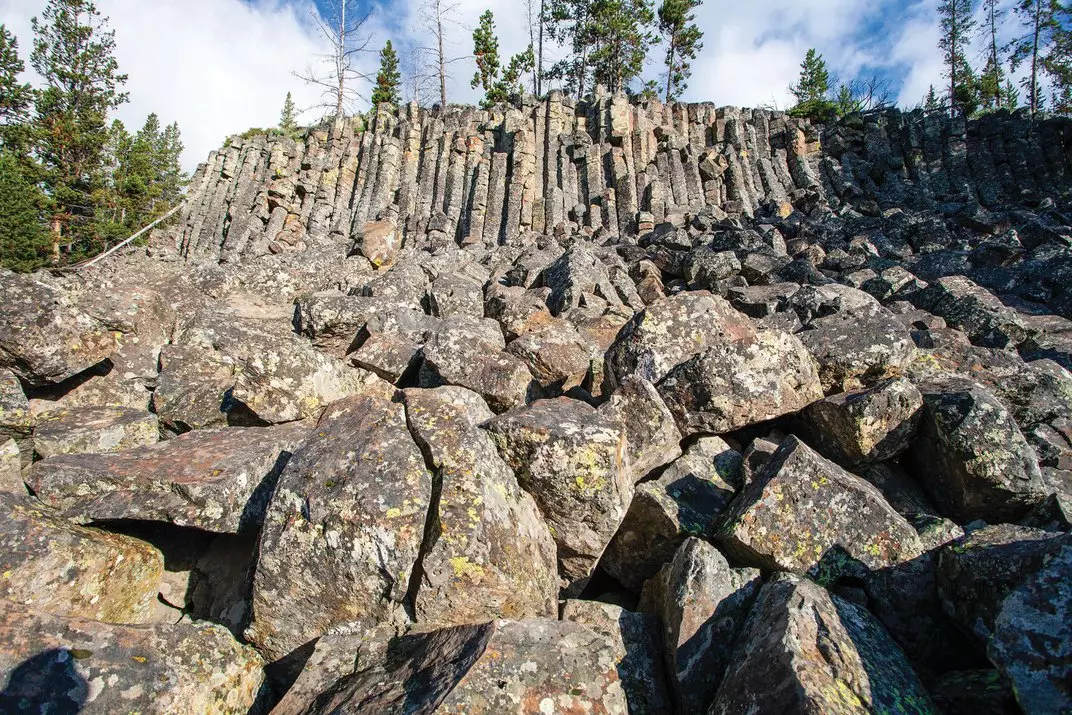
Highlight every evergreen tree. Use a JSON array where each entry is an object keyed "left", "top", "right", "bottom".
[
  {"left": 938, "top": 0, "right": 977, "bottom": 116},
  {"left": 485, "top": 45, "right": 535, "bottom": 106},
  {"left": 0, "top": 149, "right": 50, "bottom": 272},
  {"left": 157, "top": 121, "right": 185, "bottom": 209},
  {"left": 471, "top": 11, "right": 501, "bottom": 95},
  {"left": 279, "top": 91, "right": 298, "bottom": 133},
  {"left": 923, "top": 84, "right": 943, "bottom": 111},
  {"left": 787, "top": 49, "right": 837, "bottom": 121},
  {"left": 0, "top": 26, "right": 33, "bottom": 144},
  {"left": 1008, "top": 0, "right": 1071, "bottom": 114},
  {"left": 31, "top": 0, "right": 129, "bottom": 258},
  {"left": 835, "top": 83, "right": 862, "bottom": 116},
  {"left": 979, "top": 0, "right": 1010, "bottom": 111},
  {"left": 588, "top": 0, "right": 656, "bottom": 94},
  {"left": 544, "top": 0, "right": 597, "bottom": 96},
  {"left": 371, "top": 41, "right": 401, "bottom": 107},
  {"left": 656, "top": 0, "right": 702, "bottom": 103}
]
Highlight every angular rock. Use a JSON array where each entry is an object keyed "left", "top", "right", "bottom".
[
  {"left": 800, "top": 377, "right": 923, "bottom": 466},
  {"left": 599, "top": 374, "right": 683, "bottom": 482},
  {"left": 273, "top": 619, "right": 631, "bottom": 715},
  {"left": 542, "top": 245, "right": 621, "bottom": 316},
  {"left": 0, "top": 493, "right": 163, "bottom": 623},
  {"left": 350, "top": 332, "right": 421, "bottom": 383},
  {"left": 32, "top": 406, "right": 159, "bottom": 458},
  {"left": 0, "top": 368, "right": 32, "bottom": 472},
  {"left": 719, "top": 435, "right": 923, "bottom": 579},
  {"left": 0, "top": 598, "right": 264, "bottom": 715},
  {"left": 601, "top": 437, "right": 740, "bottom": 591},
  {"left": 402, "top": 387, "right": 558, "bottom": 623},
  {"left": 246, "top": 394, "right": 431, "bottom": 662},
  {"left": 505, "top": 320, "right": 594, "bottom": 393},
  {"left": 0, "top": 438, "right": 20, "bottom": 493},
  {"left": 483, "top": 397, "right": 632, "bottom": 592},
  {"left": 153, "top": 344, "right": 235, "bottom": 432},
  {"left": 604, "top": 291, "right": 756, "bottom": 387},
  {"left": 710, "top": 573, "right": 937, "bottom": 715},
  {"left": 428, "top": 272, "right": 485, "bottom": 318},
  {"left": 936, "top": 524, "right": 1065, "bottom": 644},
  {"left": 658, "top": 330, "right": 823, "bottom": 436},
  {"left": 357, "top": 219, "right": 400, "bottom": 268},
  {"left": 988, "top": 541, "right": 1072, "bottom": 715},
  {"left": 797, "top": 312, "right": 917, "bottom": 392},
  {"left": 28, "top": 423, "right": 307, "bottom": 533},
  {"left": 0, "top": 272, "right": 120, "bottom": 385},
  {"left": 908, "top": 378, "right": 1048, "bottom": 523},
  {"left": 294, "top": 292, "right": 387, "bottom": 357},
  {"left": 913, "top": 275, "right": 1027, "bottom": 348},
  {"left": 640, "top": 538, "right": 761, "bottom": 713}
]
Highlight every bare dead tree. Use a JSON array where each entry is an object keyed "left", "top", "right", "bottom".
[
  {"left": 417, "top": 0, "right": 465, "bottom": 108},
  {"left": 294, "top": 0, "right": 375, "bottom": 124},
  {"left": 403, "top": 43, "right": 437, "bottom": 105},
  {"left": 525, "top": 0, "right": 546, "bottom": 95}
]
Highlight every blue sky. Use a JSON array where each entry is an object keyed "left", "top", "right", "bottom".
[{"left": 0, "top": 0, "right": 985, "bottom": 171}]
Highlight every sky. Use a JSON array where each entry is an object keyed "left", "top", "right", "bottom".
[{"left": 0, "top": 0, "right": 1015, "bottom": 173}]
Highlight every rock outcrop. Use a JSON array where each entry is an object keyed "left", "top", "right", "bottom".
[{"left": 2, "top": 96, "right": 1072, "bottom": 714}]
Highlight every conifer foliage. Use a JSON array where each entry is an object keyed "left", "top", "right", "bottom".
[
  {"left": 588, "top": 0, "right": 655, "bottom": 94},
  {"left": 470, "top": 11, "right": 534, "bottom": 107},
  {"left": 656, "top": 0, "right": 703, "bottom": 102},
  {"left": 938, "top": 0, "right": 979, "bottom": 116},
  {"left": 279, "top": 92, "right": 299, "bottom": 133},
  {"left": 788, "top": 49, "right": 837, "bottom": 121},
  {"left": 371, "top": 41, "right": 402, "bottom": 107}
]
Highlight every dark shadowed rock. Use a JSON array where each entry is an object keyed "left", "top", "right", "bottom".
[
  {"left": 639, "top": 538, "right": 761, "bottom": 713},
  {"left": 719, "top": 435, "right": 922, "bottom": 579},
  {"left": 929, "top": 670, "right": 1019, "bottom": 715},
  {"left": 936, "top": 524, "right": 1066, "bottom": 645},
  {"left": 28, "top": 422, "right": 307, "bottom": 533},
  {"left": 658, "top": 330, "right": 823, "bottom": 436},
  {"left": 246, "top": 394, "right": 431, "bottom": 662},
  {"left": 797, "top": 312, "right": 916, "bottom": 392},
  {"left": 601, "top": 437, "right": 740, "bottom": 591},
  {"left": 908, "top": 378, "right": 1048, "bottom": 523},
  {"left": 402, "top": 387, "right": 558, "bottom": 623},
  {"left": 483, "top": 398, "right": 631, "bottom": 593},
  {"left": 0, "top": 598, "right": 264, "bottom": 714},
  {"left": 0, "top": 493, "right": 163, "bottom": 623},
  {"left": 988, "top": 541, "right": 1072, "bottom": 715},
  {"left": 913, "top": 275, "right": 1027, "bottom": 348},
  {"left": 709, "top": 573, "right": 937, "bottom": 715}
]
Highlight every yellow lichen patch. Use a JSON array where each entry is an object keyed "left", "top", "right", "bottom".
[
  {"left": 385, "top": 507, "right": 402, "bottom": 519},
  {"left": 449, "top": 556, "right": 485, "bottom": 582}
]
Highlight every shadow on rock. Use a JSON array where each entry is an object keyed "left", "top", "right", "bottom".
[{"left": 0, "top": 648, "right": 88, "bottom": 714}]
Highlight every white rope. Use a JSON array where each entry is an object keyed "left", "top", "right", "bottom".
[{"left": 78, "top": 201, "right": 186, "bottom": 269}]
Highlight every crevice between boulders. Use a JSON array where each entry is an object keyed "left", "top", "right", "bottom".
[{"left": 401, "top": 397, "right": 444, "bottom": 619}]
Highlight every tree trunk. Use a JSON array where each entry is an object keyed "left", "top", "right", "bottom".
[
  {"left": 437, "top": 4, "right": 447, "bottom": 108},
  {"left": 537, "top": 0, "right": 544, "bottom": 95},
  {"left": 1031, "top": 0, "right": 1041, "bottom": 114},
  {"left": 665, "top": 41, "right": 675, "bottom": 103}
]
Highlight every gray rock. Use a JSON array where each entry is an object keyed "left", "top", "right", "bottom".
[
  {"left": 719, "top": 435, "right": 923, "bottom": 580},
  {"left": 640, "top": 538, "right": 761, "bottom": 713},
  {"left": 33, "top": 406, "right": 159, "bottom": 458},
  {"left": 797, "top": 311, "right": 917, "bottom": 392},
  {"left": 505, "top": 319, "right": 594, "bottom": 393},
  {"left": 658, "top": 330, "right": 823, "bottom": 436},
  {"left": 29, "top": 422, "right": 307, "bottom": 533},
  {"left": 599, "top": 375, "right": 683, "bottom": 483},
  {"left": 0, "top": 598, "right": 265, "bottom": 715},
  {"left": 908, "top": 378, "right": 1048, "bottom": 523},
  {"left": 483, "top": 397, "right": 632, "bottom": 593},
  {"left": 988, "top": 541, "right": 1072, "bottom": 715},
  {"left": 246, "top": 394, "right": 431, "bottom": 662},
  {"left": 153, "top": 344, "right": 235, "bottom": 432},
  {"left": 710, "top": 573, "right": 937, "bottom": 715},
  {"left": 913, "top": 275, "right": 1027, "bottom": 348}
]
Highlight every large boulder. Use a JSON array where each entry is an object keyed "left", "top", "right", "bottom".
[
  {"left": 245, "top": 394, "right": 431, "bottom": 662},
  {"left": 0, "top": 368, "right": 33, "bottom": 472},
  {"left": 28, "top": 423, "right": 307, "bottom": 533},
  {"left": 800, "top": 377, "right": 923, "bottom": 466},
  {"left": 988, "top": 541, "right": 1072, "bottom": 715},
  {"left": 272, "top": 619, "right": 633, "bottom": 714},
  {"left": 402, "top": 387, "right": 558, "bottom": 623},
  {"left": 0, "top": 598, "right": 264, "bottom": 715},
  {"left": 483, "top": 397, "right": 632, "bottom": 593},
  {"left": 599, "top": 375, "right": 683, "bottom": 483},
  {"left": 913, "top": 275, "right": 1027, "bottom": 348},
  {"left": 0, "top": 493, "right": 163, "bottom": 623},
  {"left": 658, "top": 330, "right": 823, "bottom": 436},
  {"left": 908, "top": 378, "right": 1048, "bottom": 523},
  {"left": 640, "top": 538, "right": 761, "bottom": 713},
  {"left": 356, "top": 219, "right": 400, "bottom": 268},
  {"left": 152, "top": 343, "right": 236, "bottom": 432},
  {"left": 797, "top": 311, "right": 917, "bottom": 392},
  {"left": 719, "top": 435, "right": 923, "bottom": 579},
  {"left": 604, "top": 292, "right": 756, "bottom": 388},
  {"left": 505, "top": 320, "right": 595, "bottom": 394},
  {"left": 710, "top": 573, "right": 937, "bottom": 714},
  {"left": 0, "top": 272, "right": 120, "bottom": 385}
]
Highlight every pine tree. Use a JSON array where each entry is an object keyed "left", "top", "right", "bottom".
[
  {"left": 0, "top": 149, "right": 50, "bottom": 272},
  {"left": 371, "top": 41, "right": 401, "bottom": 107},
  {"left": 787, "top": 49, "right": 837, "bottom": 121},
  {"left": 978, "top": 0, "right": 1010, "bottom": 111},
  {"left": 279, "top": 92, "right": 298, "bottom": 133},
  {"left": 31, "top": 0, "right": 129, "bottom": 258},
  {"left": 835, "top": 83, "right": 862, "bottom": 116},
  {"left": 486, "top": 45, "right": 535, "bottom": 107},
  {"left": 0, "top": 26, "right": 32, "bottom": 143},
  {"left": 656, "top": 0, "right": 703, "bottom": 103},
  {"left": 1008, "top": 0, "right": 1071, "bottom": 114},
  {"left": 588, "top": 0, "right": 656, "bottom": 94},
  {"left": 471, "top": 11, "right": 501, "bottom": 95},
  {"left": 157, "top": 121, "right": 186, "bottom": 209},
  {"left": 923, "top": 84, "right": 942, "bottom": 111},
  {"left": 938, "top": 0, "right": 977, "bottom": 116},
  {"left": 544, "top": 0, "right": 597, "bottom": 96}
]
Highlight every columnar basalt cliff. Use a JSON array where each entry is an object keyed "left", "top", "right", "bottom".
[{"left": 0, "top": 96, "right": 1071, "bottom": 715}]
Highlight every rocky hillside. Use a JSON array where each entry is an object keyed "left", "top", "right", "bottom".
[{"left": 0, "top": 94, "right": 1070, "bottom": 714}]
